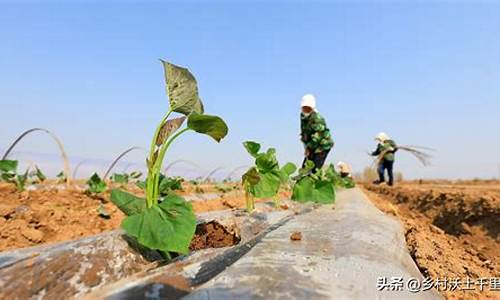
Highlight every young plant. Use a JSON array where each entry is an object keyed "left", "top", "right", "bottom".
[
  {"left": 0, "top": 159, "right": 18, "bottom": 182},
  {"left": 111, "top": 173, "right": 129, "bottom": 185},
  {"left": 136, "top": 174, "right": 184, "bottom": 197},
  {"left": 291, "top": 161, "right": 355, "bottom": 204},
  {"left": 86, "top": 173, "right": 107, "bottom": 195},
  {"left": 56, "top": 171, "right": 67, "bottom": 184},
  {"left": 0, "top": 159, "right": 29, "bottom": 191},
  {"left": 110, "top": 60, "right": 228, "bottom": 257},
  {"left": 32, "top": 166, "right": 47, "bottom": 183},
  {"left": 241, "top": 141, "right": 296, "bottom": 211},
  {"left": 292, "top": 161, "right": 336, "bottom": 203}
]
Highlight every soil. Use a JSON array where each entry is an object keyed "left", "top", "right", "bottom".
[
  {"left": 189, "top": 221, "right": 240, "bottom": 251},
  {"left": 362, "top": 182, "right": 499, "bottom": 299},
  {"left": 0, "top": 182, "right": 285, "bottom": 252},
  {"left": 0, "top": 182, "right": 125, "bottom": 252}
]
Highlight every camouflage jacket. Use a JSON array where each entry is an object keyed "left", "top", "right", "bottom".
[
  {"left": 300, "top": 111, "right": 334, "bottom": 153},
  {"left": 371, "top": 139, "right": 398, "bottom": 161}
]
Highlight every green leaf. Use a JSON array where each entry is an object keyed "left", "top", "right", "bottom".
[
  {"left": 187, "top": 113, "right": 228, "bottom": 142},
  {"left": 110, "top": 189, "right": 147, "bottom": 216},
  {"left": 158, "top": 175, "right": 184, "bottom": 197},
  {"left": 299, "top": 160, "right": 315, "bottom": 176},
  {"left": 162, "top": 60, "right": 204, "bottom": 115},
  {"left": 255, "top": 148, "right": 278, "bottom": 173},
  {"left": 35, "top": 166, "right": 46, "bottom": 182},
  {"left": 129, "top": 171, "right": 142, "bottom": 179},
  {"left": 279, "top": 162, "right": 297, "bottom": 183},
  {"left": 243, "top": 141, "right": 261, "bottom": 158},
  {"left": 156, "top": 116, "right": 186, "bottom": 146},
  {"left": 112, "top": 173, "right": 129, "bottom": 185},
  {"left": 292, "top": 176, "right": 335, "bottom": 204},
  {"left": 15, "top": 169, "right": 29, "bottom": 192},
  {"left": 121, "top": 194, "right": 196, "bottom": 254},
  {"left": 0, "top": 160, "right": 18, "bottom": 173},
  {"left": 281, "top": 162, "right": 297, "bottom": 176},
  {"left": 242, "top": 167, "right": 261, "bottom": 186},
  {"left": 251, "top": 170, "right": 281, "bottom": 199},
  {"left": 86, "top": 173, "right": 107, "bottom": 194}
]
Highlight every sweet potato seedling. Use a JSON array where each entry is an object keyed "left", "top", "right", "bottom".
[
  {"left": 110, "top": 60, "right": 228, "bottom": 257},
  {"left": 292, "top": 161, "right": 355, "bottom": 203},
  {"left": 86, "top": 173, "right": 107, "bottom": 195},
  {"left": 241, "top": 141, "right": 297, "bottom": 212},
  {"left": 0, "top": 159, "right": 30, "bottom": 191}
]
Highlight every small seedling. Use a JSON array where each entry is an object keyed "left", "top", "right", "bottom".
[
  {"left": 56, "top": 171, "right": 67, "bottom": 184},
  {"left": 111, "top": 173, "right": 129, "bottom": 185},
  {"left": 33, "top": 166, "right": 47, "bottom": 183},
  {"left": 86, "top": 173, "right": 107, "bottom": 195},
  {"left": 291, "top": 161, "right": 354, "bottom": 203},
  {"left": 110, "top": 60, "right": 228, "bottom": 258},
  {"left": 0, "top": 159, "right": 30, "bottom": 191},
  {"left": 241, "top": 141, "right": 296, "bottom": 212}
]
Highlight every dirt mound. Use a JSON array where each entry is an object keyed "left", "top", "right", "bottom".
[
  {"left": 189, "top": 221, "right": 240, "bottom": 251},
  {"left": 0, "top": 182, "right": 260, "bottom": 252},
  {"left": 363, "top": 183, "right": 499, "bottom": 299},
  {"left": 0, "top": 183, "right": 125, "bottom": 252}
]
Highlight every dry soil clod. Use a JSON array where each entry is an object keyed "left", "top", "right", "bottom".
[{"left": 290, "top": 231, "right": 302, "bottom": 241}]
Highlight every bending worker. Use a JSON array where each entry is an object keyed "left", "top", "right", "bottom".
[
  {"left": 300, "top": 94, "right": 334, "bottom": 172},
  {"left": 337, "top": 161, "right": 352, "bottom": 178},
  {"left": 371, "top": 132, "right": 398, "bottom": 186}
]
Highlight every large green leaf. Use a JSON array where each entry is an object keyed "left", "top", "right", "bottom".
[
  {"left": 251, "top": 170, "right": 281, "bottom": 199},
  {"left": 292, "top": 176, "right": 335, "bottom": 204},
  {"left": 187, "top": 112, "right": 228, "bottom": 142},
  {"left": 255, "top": 148, "right": 278, "bottom": 173},
  {"left": 162, "top": 60, "right": 204, "bottom": 115},
  {"left": 121, "top": 194, "right": 196, "bottom": 254},
  {"left": 110, "top": 189, "right": 147, "bottom": 216},
  {"left": 279, "top": 162, "right": 297, "bottom": 183},
  {"left": 242, "top": 167, "right": 261, "bottom": 186},
  {"left": 0, "top": 160, "right": 18, "bottom": 173},
  {"left": 156, "top": 116, "right": 186, "bottom": 146},
  {"left": 243, "top": 141, "right": 261, "bottom": 158}
]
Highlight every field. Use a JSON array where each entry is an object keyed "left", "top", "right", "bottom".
[
  {"left": 0, "top": 180, "right": 284, "bottom": 252},
  {"left": 362, "top": 180, "right": 499, "bottom": 299}
]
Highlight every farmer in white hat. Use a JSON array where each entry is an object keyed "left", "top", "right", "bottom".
[
  {"left": 337, "top": 161, "right": 352, "bottom": 178},
  {"left": 371, "top": 132, "right": 398, "bottom": 186},
  {"left": 300, "top": 94, "right": 334, "bottom": 172}
]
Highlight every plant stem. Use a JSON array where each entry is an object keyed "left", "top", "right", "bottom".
[
  {"left": 149, "top": 127, "right": 191, "bottom": 205},
  {"left": 244, "top": 183, "right": 254, "bottom": 213},
  {"left": 273, "top": 193, "right": 280, "bottom": 208},
  {"left": 146, "top": 110, "right": 172, "bottom": 208}
]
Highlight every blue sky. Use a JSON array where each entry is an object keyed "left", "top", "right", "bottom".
[{"left": 1, "top": 1, "right": 499, "bottom": 179}]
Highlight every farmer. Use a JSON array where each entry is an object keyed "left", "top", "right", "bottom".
[
  {"left": 371, "top": 132, "right": 398, "bottom": 186},
  {"left": 337, "top": 161, "right": 352, "bottom": 178},
  {"left": 300, "top": 94, "right": 334, "bottom": 172}
]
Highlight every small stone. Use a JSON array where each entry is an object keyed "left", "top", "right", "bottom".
[
  {"left": 21, "top": 228, "right": 44, "bottom": 243},
  {"left": 290, "top": 231, "right": 302, "bottom": 241},
  {"left": 280, "top": 203, "right": 289, "bottom": 210}
]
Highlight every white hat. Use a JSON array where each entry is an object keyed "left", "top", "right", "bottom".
[
  {"left": 336, "top": 161, "right": 351, "bottom": 173},
  {"left": 300, "top": 94, "right": 316, "bottom": 110},
  {"left": 375, "top": 132, "right": 390, "bottom": 142}
]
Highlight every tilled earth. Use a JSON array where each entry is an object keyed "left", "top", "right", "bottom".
[
  {"left": 362, "top": 182, "right": 499, "bottom": 299},
  {"left": 0, "top": 182, "right": 267, "bottom": 252}
]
